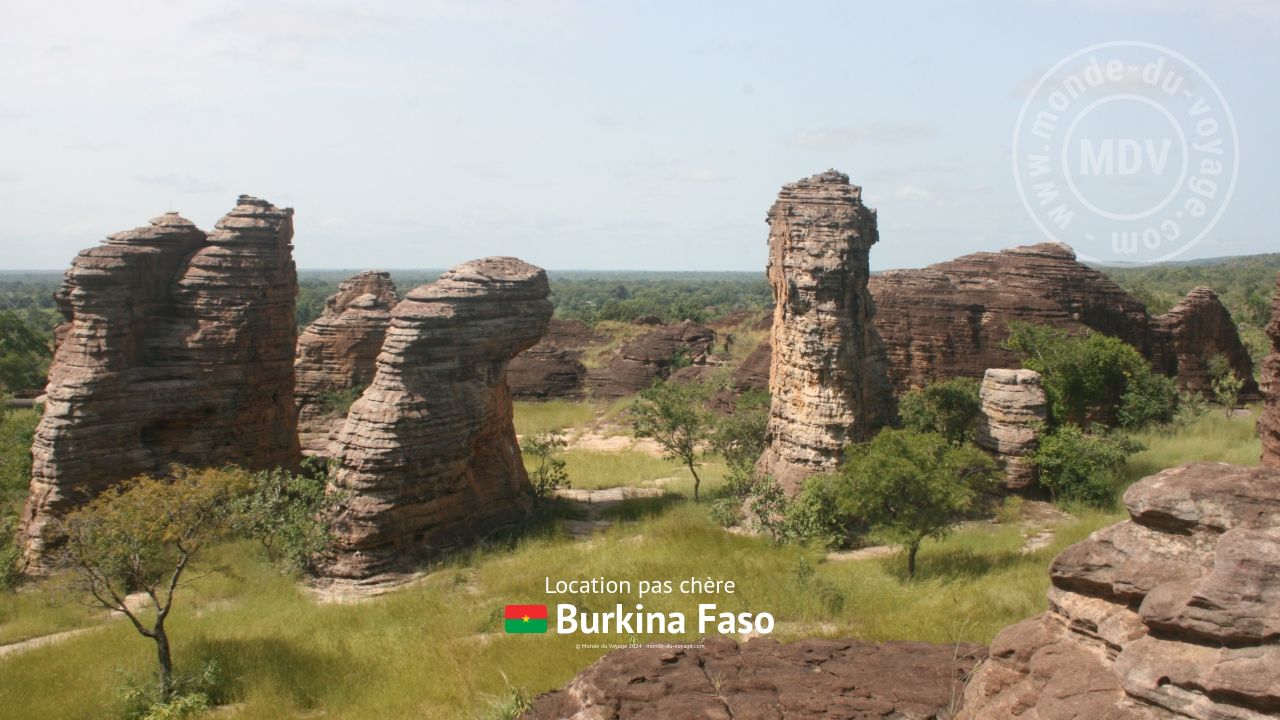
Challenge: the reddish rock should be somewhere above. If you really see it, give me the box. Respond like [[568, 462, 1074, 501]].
[[756, 170, 894, 494], [522, 636, 985, 720], [1151, 286, 1259, 400], [508, 319, 597, 400], [20, 198, 300, 571], [958, 461, 1280, 720], [319, 257, 552, 585], [294, 271, 399, 455], [1260, 274, 1280, 467], [585, 320, 716, 399]]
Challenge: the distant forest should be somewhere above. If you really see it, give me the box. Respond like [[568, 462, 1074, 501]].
[[2, 254, 1277, 395]]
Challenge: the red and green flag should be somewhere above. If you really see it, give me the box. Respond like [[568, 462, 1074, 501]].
[[504, 604, 548, 634]]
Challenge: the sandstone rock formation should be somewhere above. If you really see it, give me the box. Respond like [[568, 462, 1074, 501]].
[[507, 319, 596, 400], [522, 636, 985, 720], [585, 320, 716, 400], [294, 271, 399, 455], [959, 461, 1280, 719], [1152, 286, 1259, 400], [975, 369, 1048, 489], [321, 257, 552, 584], [756, 170, 894, 494], [1259, 274, 1280, 468], [20, 197, 300, 570]]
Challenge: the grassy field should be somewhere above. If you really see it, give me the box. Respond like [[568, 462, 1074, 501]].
[[0, 406, 1262, 719]]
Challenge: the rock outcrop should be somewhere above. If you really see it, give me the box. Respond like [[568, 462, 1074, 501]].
[[507, 319, 595, 400], [320, 257, 552, 584], [1152, 286, 1260, 400], [522, 636, 985, 720], [975, 369, 1047, 490], [585, 320, 716, 400], [1259, 274, 1280, 468], [959, 461, 1280, 719], [294, 271, 399, 455], [755, 170, 894, 494], [20, 197, 300, 570]]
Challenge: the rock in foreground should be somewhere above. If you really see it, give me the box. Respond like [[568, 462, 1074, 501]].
[[958, 461, 1280, 719], [320, 257, 552, 584], [522, 636, 984, 720]]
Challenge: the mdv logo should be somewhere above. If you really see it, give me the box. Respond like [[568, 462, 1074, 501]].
[[1078, 139, 1174, 176]]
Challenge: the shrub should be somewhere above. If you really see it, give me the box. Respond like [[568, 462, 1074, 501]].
[[1032, 424, 1141, 507], [232, 458, 340, 574], [1207, 355, 1244, 418], [711, 389, 769, 497], [745, 476, 788, 542], [520, 431, 570, 499], [0, 513, 21, 590], [317, 386, 364, 418], [898, 377, 981, 445], [782, 473, 846, 546], [631, 381, 715, 501], [707, 498, 742, 528]]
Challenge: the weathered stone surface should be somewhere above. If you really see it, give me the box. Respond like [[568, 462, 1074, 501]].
[[755, 170, 894, 494], [20, 197, 299, 570], [320, 257, 552, 584], [508, 320, 596, 400], [585, 320, 716, 400], [294, 271, 399, 455], [522, 636, 985, 720], [975, 368, 1047, 489], [1260, 273, 1280, 467], [1152, 286, 1259, 400], [959, 461, 1280, 720]]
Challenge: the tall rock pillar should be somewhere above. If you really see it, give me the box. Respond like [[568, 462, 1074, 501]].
[[1259, 273, 1280, 467]]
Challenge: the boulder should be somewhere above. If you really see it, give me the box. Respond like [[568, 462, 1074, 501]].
[[1260, 273, 1280, 467], [522, 636, 985, 720], [585, 320, 716, 400], [20, 197, 299, 571], [293, 271, 399, 455], [958, 461, 1280, 720], [319, 257, 552, 584], [975, 368, 1047, 489], [755, 170, 894, 494]]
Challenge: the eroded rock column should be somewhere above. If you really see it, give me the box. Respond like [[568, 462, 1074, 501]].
[[1260, 273, 1280, 467], [321, 257, 552, 584], [755, 170, 893, 494], [975, 369, 1047, 490]]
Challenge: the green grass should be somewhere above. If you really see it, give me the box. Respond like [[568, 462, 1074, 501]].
[[512, 401, 600, 437], [1120, 405, 1262, 486]]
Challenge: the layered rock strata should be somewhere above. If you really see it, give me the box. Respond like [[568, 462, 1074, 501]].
[[756, 170, 894, 494], [321, 257, 552, 583], [1152, 286, 1259, 400], [959, 461, 1280, 719], [21, 197, 300, 569], [584, 320, 716, 400], [975, 369, 1048, 489], [522, 636, 985, 720], [507, 319, 595, 400], [294, 271, 399, 454], [1259, 274, 1280, 467]]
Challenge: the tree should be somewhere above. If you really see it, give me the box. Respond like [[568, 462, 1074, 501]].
[[631, 380, 714, 501], [59, 467, 248, 702], [232, 459, 341, 573], [898, 377, 982, 445], [1206, 354, 1244, 418], [0, 310, 51, 394], [1032, 424, 1140, 506], [711, 389, 769, 496], [520, 431, 570, 499], [836, 429, 996, 578]]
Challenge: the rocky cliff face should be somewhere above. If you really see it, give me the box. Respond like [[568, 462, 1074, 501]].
[[294, 271, 399, 454], [522, 636, 984, 720], [1152, 286, 1260, 400], [1259, 274, 1280, 468], [21, 197, 299, 570], [755, 170, 894, 494], [959, 461, 1280, 719], [585, 320, 716, 400], [320, 257, 552, 584], [975, 369, 1047, 489], [507, 319, 595, 400]]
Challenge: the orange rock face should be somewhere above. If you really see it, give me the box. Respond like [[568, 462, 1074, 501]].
[[1260, 274, 1280, 467], [319, 257, 552, 585], [20, 197, 300, 570]]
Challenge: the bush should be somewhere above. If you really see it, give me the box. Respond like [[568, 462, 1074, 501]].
[[0, 513, 21, 590], [520, 431, 570, 499], [317, 386, 364, 418], [1032, 424, 1141, 506], [783, 473, 846, 546], [898, 377, 982, 445], [707, 498, 742, 528], [711, 389, 769, 497], [232, 459, 341, 573], [0, 405, 38, 510]]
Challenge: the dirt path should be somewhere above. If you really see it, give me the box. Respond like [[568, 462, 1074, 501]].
[[555, 486, 666, 539]]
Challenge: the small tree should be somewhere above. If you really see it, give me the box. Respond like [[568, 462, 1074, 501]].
[[898, 377, 982, 445], [59, 467, 247, 703], [711, 389, 769, 496], [232, 458, 341, 573], [1207, 354, 1244, 418], [631, 380, 713, 501], [520, 431, 570, 499], [1033, 424, 1141, 506], [836, 429, 996, 578]]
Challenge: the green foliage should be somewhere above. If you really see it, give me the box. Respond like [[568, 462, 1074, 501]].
[[630, 381, 715, 501], [548, 273, 772, 325], [0, 405, 38, 512], [1033, 424, 1141, 506], [317, 386, 364, 418], [1004, 323, 1178, 429], [745, 476, 788, 541], [898, 377, 982, 445], [1206, 354, 1244, 417], [707, 498, 743, 528], [119, 659, 223, 720], [0, 513, 21, 590], [711, 389, 769, 497], [836, 429, 997, 577], [520, 432, 570, 499], [0, 309, 51, 393], [232, 459, 341, 573], [781, 473, 846, 546], [993, 496, 1025, 525]]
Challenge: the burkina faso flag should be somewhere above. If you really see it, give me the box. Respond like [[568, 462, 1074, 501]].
[[504, 604, 548, 633]]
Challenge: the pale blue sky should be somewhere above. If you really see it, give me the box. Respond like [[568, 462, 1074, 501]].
[[1, 0, 1276, 271]]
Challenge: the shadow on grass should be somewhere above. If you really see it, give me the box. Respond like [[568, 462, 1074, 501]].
[[187, 636, 346, 709], [880, 546, 1033, 584], [596, 495, 683, 522]]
